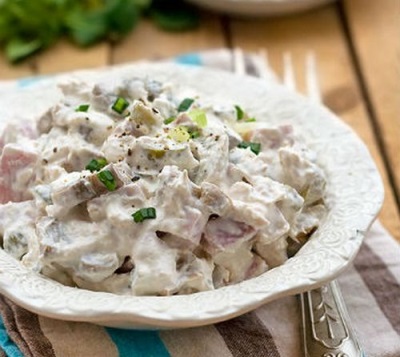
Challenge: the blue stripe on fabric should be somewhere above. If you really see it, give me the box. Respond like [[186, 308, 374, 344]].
[[0, 316, 23, 357], [174, 53, 202, 66], [106, 328, 170, 357]]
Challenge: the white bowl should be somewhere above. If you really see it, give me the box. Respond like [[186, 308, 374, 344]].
[[185, 0, 336, 17], [0, 63, 383, 328]]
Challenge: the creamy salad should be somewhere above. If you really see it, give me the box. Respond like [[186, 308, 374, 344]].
[[0, 76, 326, 296]]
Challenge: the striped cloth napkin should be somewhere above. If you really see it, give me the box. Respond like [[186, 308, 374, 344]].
[[0, 50, 399, 357]]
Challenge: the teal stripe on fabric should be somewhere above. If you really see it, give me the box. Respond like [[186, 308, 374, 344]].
[[0, 316, 23, 357], [174, 53, 202, 66], [106, 328, 170, 357]]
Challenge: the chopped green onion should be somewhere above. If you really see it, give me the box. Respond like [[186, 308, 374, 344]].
[[112, 97, 129, 114], [86, 158, 108, 172], [234, 105, 244, 120], [238, 141, 261, 155], [97, 170, 117, 191], [132, 207, 157, 223], [177, 98, 194, 112], [188, 109, 207, 128], [75, 104, 90, 112], [169, 126, 190, 142], [164, 116, 176, 125], [246, 117, 256, 122], [189, 129, 201, 139]]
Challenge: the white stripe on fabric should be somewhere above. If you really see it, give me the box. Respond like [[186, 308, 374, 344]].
[[338, 265, 400, 357], [255, 296, 302, 357]]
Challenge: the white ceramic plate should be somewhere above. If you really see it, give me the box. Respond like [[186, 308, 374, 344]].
[[185, 0, 335, 17], [0, 63, 383, 329]]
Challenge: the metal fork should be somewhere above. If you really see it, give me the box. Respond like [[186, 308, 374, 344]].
[[233, 48, 364, 357]]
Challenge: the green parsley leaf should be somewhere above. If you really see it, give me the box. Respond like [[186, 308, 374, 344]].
[[75, 104, 90, 112], [112, 97, 129, 114], [132, 207, 157, 223], [97, 170, 116, 191], [86, 158, 108, 172], [177, 98, 194, 112], [238, 141, 261, 155]]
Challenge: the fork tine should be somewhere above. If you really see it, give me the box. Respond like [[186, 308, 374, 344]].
[[233, 48, 246, 76], [256, 49, 270, 79], [305, 52, 322, 102], [283, 52, 296, 92]]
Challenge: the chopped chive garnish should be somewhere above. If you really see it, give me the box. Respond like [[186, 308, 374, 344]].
[[112, 97, 129, 114], [189, 129, 201, 139], [177, 98, 194, 112], [188, 109, 207, 128], [86, 158, 108, 172], [238, 141, 261, 155], [132, 207, 157, 223], [76, 104, 90, 112], [164, 116, 176, 125], [234, 105, 244, 120], [97, 170, 116, 191], [246, 117, 256, 122]]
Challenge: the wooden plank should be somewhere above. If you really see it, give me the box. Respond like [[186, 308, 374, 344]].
[[34, 41, 110, 75], [112, 15, 225, 64], [229, 4, 400, 241], [343, 0, 400, 209], [0, 55, 35, 80]]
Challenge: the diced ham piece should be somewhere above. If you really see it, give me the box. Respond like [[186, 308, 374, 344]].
[[204, 217, 256, 254], [0, 143, 38, 203], [0, 121, 37, 153]]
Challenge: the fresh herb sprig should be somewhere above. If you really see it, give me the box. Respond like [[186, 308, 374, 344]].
[[0, 0, 199, 63]]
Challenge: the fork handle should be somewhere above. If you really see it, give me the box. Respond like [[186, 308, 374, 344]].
[[300, 280, 365, 357]]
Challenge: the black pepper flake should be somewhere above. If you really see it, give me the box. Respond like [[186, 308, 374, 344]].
[[85, 117, 90, 121], [215, 135, 220, 141], [131, 176, 140, 182], [136, 165, 141, 170], [53, 147, 57, 153], [127, 148, 132, 156], [209, 214, 219, 220], [42, 159, 48, 164], [152, 108, 159, 114], [136, 124, 140, 129], [114, 256, 134, 274], [156, 231, 167, 238], [242, 176, 251, 184]]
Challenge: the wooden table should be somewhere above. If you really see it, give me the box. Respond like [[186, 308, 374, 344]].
[[1, 0, 399, 242]]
